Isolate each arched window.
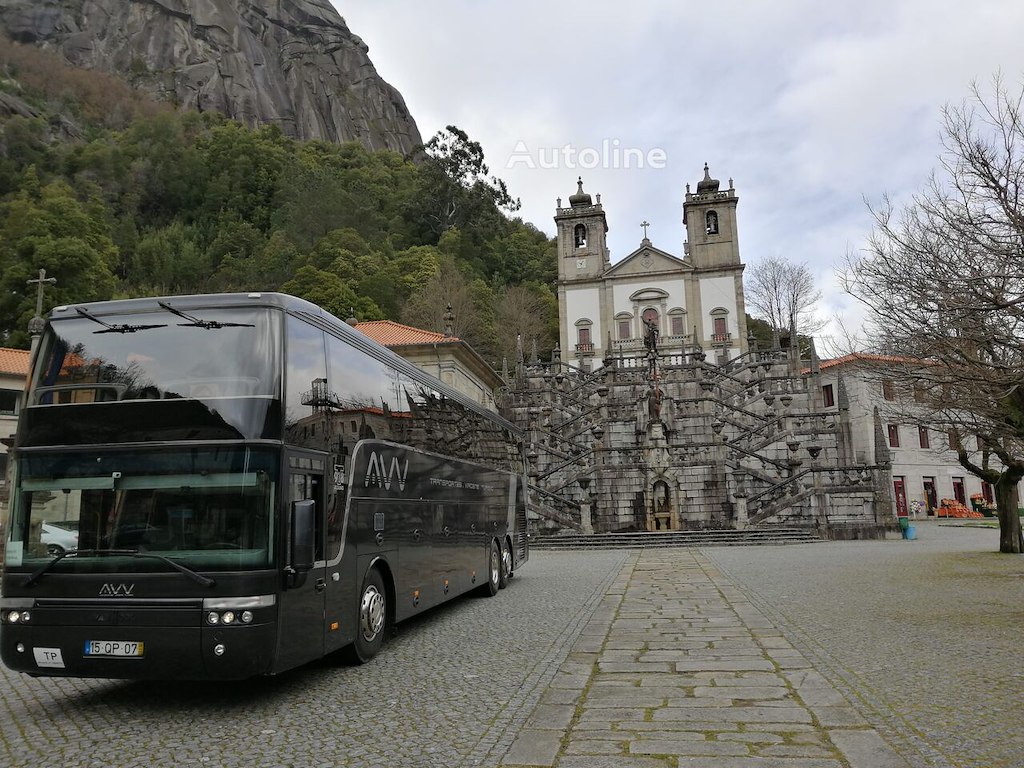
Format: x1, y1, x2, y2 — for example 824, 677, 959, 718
641, 307, 660, 331
574, 223, 587, 248
705, 211, 719, 235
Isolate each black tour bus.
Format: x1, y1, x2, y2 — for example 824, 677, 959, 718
0, 293, 528, 679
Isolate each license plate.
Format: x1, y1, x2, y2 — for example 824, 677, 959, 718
84, 640, 144, 658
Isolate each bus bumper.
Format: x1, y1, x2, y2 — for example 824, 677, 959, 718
1, 622, 276, 680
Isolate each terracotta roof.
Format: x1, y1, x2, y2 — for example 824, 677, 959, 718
354, 320, 458, 347
0, 347, 30, 377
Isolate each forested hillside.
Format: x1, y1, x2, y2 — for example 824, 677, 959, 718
0, 39, 557, 366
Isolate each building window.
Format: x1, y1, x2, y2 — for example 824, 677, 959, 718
712, 316, 728, 341
887, 424, 900, 448
705, 210, 719, 235
577, 325, 593, 352
0, 389, 18, 416
574, 223, 587, 248
618, 319, 631, 340
948, 430, 961, 451
919, 426, 930, 449
982, 481, 994, 504
882, 380, 895, 401
821, 384, 834, 408
670, 314, 685, 336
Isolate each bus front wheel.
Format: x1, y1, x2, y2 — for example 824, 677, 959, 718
349, 567, 387, 663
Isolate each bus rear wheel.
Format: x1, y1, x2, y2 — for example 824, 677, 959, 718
480, 540, 501, 597
498, 539, 512, 589
347, 567, 387, 664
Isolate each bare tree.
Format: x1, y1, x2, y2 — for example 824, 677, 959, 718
744, 256, 825, 335
842, 74, 1024, 553
400, 258, 496, 356
492, 284, 557, 365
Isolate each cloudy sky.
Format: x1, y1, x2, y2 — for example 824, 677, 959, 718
333, 0, 1024, 351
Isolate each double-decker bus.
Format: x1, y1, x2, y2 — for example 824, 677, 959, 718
0, 293, 528, 680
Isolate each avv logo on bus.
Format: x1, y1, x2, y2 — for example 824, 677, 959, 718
364, 451, 409, 491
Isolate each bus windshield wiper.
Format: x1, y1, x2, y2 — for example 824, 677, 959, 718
23, 548, 215, 588
76, 307, 167, 334
158, 301, 254, 330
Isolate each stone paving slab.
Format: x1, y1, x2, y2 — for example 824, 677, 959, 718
500, 549, 911, 768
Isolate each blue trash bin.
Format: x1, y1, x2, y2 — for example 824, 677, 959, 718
905, 525, 917, 540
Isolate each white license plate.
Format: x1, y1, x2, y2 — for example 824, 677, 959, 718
84, 640, 144, 657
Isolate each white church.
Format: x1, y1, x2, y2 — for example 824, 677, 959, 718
555, 166, 748, 368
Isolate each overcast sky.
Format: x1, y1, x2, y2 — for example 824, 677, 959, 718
333, 0, 1024, 352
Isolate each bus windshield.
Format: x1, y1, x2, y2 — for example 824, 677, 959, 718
5, 448, 277, 572
32, 306, 280, 404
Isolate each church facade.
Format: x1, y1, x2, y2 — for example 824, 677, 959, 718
556, 166, 748, 370
502, 169, 895, 539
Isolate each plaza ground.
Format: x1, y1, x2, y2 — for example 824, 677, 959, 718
1, 521, 1018, 767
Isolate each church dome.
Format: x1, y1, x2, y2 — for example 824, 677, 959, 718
569, 176, 593, 207
696, 163, 720, 194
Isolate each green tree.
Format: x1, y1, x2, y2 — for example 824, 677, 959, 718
0, 175, 117, 345
280, 266, 384, 322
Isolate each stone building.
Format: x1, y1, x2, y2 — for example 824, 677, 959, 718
0, 347, 30, 526
503, 172, 894, 538
816, 354, 1000, 517
354, 319, 503, 412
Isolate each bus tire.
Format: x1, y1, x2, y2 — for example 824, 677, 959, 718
480, 540, 500, 597
348, 567, 388, 663
498, 539, 511, 589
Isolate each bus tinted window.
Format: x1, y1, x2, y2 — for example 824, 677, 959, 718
284, 316, 328, 451
34, 308, 280, 404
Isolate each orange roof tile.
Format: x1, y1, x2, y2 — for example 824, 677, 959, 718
354, 320, 458, 347
0, 347, 30, 377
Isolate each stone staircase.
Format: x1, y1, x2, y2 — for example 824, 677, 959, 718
528, 527, 822, 550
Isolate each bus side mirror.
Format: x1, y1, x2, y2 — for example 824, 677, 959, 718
291, 500, 315, 572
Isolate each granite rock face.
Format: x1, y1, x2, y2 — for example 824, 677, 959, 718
0, 0, 422, 154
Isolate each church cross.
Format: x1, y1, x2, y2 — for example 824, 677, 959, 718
640, 220, 650, 239
27, 268, 57, 317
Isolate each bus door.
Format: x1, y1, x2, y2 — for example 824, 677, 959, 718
276, 453, 327, 671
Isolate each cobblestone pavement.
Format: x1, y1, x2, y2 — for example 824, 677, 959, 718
0, 550, 629, 768
4, 526, 1019, 768
706, 521, 1024, 768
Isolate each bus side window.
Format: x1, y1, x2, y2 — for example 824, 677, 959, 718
289, 472, 324, 561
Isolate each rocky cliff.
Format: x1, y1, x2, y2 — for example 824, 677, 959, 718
0, 0, 422, 154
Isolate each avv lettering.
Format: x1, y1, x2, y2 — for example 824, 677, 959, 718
364, 451, 408, 491
99, 583, 135, 597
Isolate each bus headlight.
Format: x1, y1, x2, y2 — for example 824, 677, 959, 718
221, 611, 236, 625
241, 611, 254, 624
20, 611, 31, 623
206, 612, 220, 625
6, 610, 21, 624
